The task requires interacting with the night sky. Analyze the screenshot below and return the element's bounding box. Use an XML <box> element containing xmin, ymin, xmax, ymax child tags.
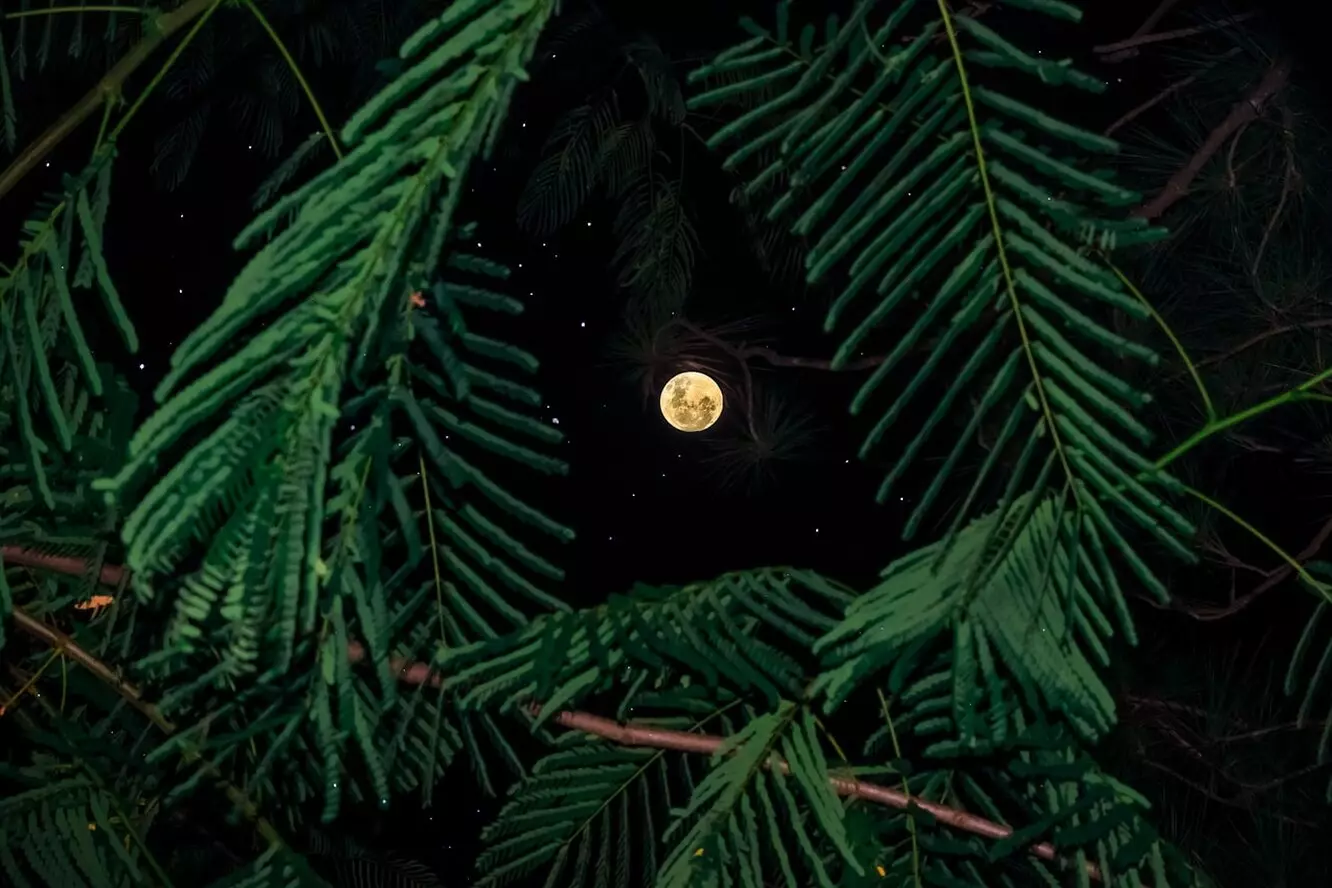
<box><xmin>3</xmin><ymin>0</ymin><xmax>1329</xmax><ymax>881</ymax></box>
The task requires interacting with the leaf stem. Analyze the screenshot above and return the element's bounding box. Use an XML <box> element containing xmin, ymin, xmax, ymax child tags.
<box><xmin>1153</xmin><ymin>365</ymin><xmax>1332</xmax><ymax>471</ymax></box>
<box><xmin>1108</xmin><ymin>262</ymin><xmax>1214</xmax><ymax>421</ymax></box>
<box><xmin>2</xmin><ymin>5</ymin><xmax>148</xmax><ymax>19</ymax></box>
<box><xmin>0</xmin><ymin>0</ymin><xmax>220</xmax><ymax>201</ymax></box>
<box><xmin>241</xmin><ymin>0</ymin><xmax>343</xmax><ymax>160</ymax></box>
<box><xmin>106</xmin><ymin>0</ymin><xmax>224</xmax><ymax>145</ymax></box>
<box><xmin>1180</xmin><ymin>485</ymin><xmax>1332</xmax><ymax>603</ymax></box>
<box><xmin>0</xmin><ymin>646</ymin><xmax>62</xmax><ymax>717</ymax></box>
<box><xmin>877</xmin><ymin>689</ymin><xmax>922</xmax><ymax>887</ymax></box>
<box><xmin>935</xmin><ymin>0</ymin><xmax>1083</xmax><ymax>509</ymax></box>
<box><xmin>419</xmin><ymin>454</ymin><xmax>450</xmax><ymax>652</ymax></box>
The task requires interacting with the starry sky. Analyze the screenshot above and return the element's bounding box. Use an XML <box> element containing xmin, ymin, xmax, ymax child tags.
<box><xmin>2</xmin><ymin>0</ymin><xmax>1325</xmax><ymax>880</ymax></box>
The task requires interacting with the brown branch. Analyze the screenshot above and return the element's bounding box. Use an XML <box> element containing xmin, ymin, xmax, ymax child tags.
<box><xmin>1123</xmin><ymin>693</ymin><xmax>1249</xmax><ymax>729</ymax></box>
<box><xmin>1134</xmin><ymin>0</ymin><xmax>1187</xmax><ymax>36</ymax></box>
<box><xmin>537</xmin><ymin>708</ymin><xmax>1101</xmax><ymax>881</ymax></box>
<box><xmin>1094</xmin><ymin>12</ymin><xmax>1258</xmax><ymax>59</ymax></box>
<box><xmin>0</xmin><ymin>546</ymin><xmax>126</xmax><ymax>587</ymax></box>
<box><xmin>1132</xmin><ymin>58</ymin><xmax>1292</xmax><ymax>221</ymax></box>
<box><xmin>0</xmin><ymin>0</ymin><xmax>218</xmax><ymax>203</ymax></box>
<box><xmin>7</xmin><ymin>606</ymin><xmax>172</xmax><ymax>730</ymax></box>
<box><xmin>1099</xmin><ymin>0</ymin><xmax>1191</xmax><ymax>65</ymax></box>
<box><xmin>4</xmin><ymin>547</ymin><xmax>1099</xmax><ymax>879</ymax></box>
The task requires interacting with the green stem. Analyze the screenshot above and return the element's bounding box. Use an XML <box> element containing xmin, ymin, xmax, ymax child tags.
<box><xmin>91</xmin><ymin>95</ymin><xmax>115</xmax><ymax>159</ymax></box>
<box><xmin>1108</xmin><ymin>261</ymin><xmax>1215</xmax><ymax>422</ymax></box>
<box><xmin>2</xmin><ymin>5</ymin><xmax>148</xmax><ymax>19</ymax></box>
<box><xmin>0</xmin><ymin>0</ymin><xmax>221</xmax><ymax>201</ymax></box>
<box><xmin>1181</xmin><ymin>485</ymin><xmax>1332</xmax><ymax>602</ymax></box>
<box><xmin>877</xmin><ymin>689</ymin><xmax>922</xmax><ymax>887</ymax></box>
<box><xmin>1153</xmin><ymin>365</ymin><xmax>1332</xmax><ymax>471</ymax></box>
<box><xmin>240</xmin><ymin>0</ymin><xmax>343</xmax><ymax>160</ymax></box>
<box><xmin>106</xmin><ymin>0</ymin><xmax>225</xmax><ymax>144</ymax></box>
<box><xmin>419</xmin><ymin>454</ymin><xmax>450</xmax><ymax>652</ymax></box>
<box><xmin>935</xmin><ymin>0</ymin><xmax>1082</xmax><ymax>509</ymax></box>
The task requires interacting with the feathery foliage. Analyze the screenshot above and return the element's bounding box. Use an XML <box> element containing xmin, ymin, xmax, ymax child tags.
<box><xmin>688</xmin><ymin>0</ymin><xmax>1198</xmax><ymax>746</ymax></box>
<box><xmin>0</xmin><ymin>148</ymin><xmax>137</xmax><ymax>513</ymax></box>
<box><xmin>515</xmin><ymin>7</ymin><xmax>700</xmax><ymax>315</ymax></box>
<box><xmin>6</xmin><ymin>0</ymin><xmax>1325</xmax><ymax>886</ymax></box>
<box><xmin>82</xmin><ymin>0</ymin><xmax>571</xmax><ymax>827</ymax></box>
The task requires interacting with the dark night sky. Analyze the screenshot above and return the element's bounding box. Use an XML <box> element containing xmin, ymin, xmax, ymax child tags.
<box><xmin>3</xmin><ymin>0</ymin><xmax>1329</xmax><ymax>880</ymax></box>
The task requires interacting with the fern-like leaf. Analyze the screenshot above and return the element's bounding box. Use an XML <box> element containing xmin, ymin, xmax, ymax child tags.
<box><xmin>92</xmin><ymin>0</ymin><xmax>565</xmax><ymax>823</ymax></box>
<box><xmin>692</xmin><ymin>0</ymin><xmax>1201</xmax><ymax>746</ymax></box>
<box><xmin>518</xmin><ymin>99</ymin><xmax>618</xmax><ymax>235</ymax></box>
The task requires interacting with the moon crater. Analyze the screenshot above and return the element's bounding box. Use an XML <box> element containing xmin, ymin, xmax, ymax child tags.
<box><xmin>659</xmin><ymin>371</ymin><xmax>723</xmax><ymax>432</ymax></box>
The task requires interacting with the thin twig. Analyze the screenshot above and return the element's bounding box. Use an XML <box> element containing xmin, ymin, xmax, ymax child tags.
<box><xmin>1104</xmin><ymin>47</ymin><xmax>1241</xmax><ymax>137</ymax></box>
<box><xmin>0</xmin><ymin>0</ymin><xmax>219</xmax><ymax>202</ymax></box>
<box><xmin>1174</xmin><ymin>513</ymin><xmax>1332</xmax><ymax>621</ymax></box>
<box><xmin>2</xmin><ymin>5</ymin><xmax>151</xmax><ymax>19</ymax></box>
<box><xmin>6</xmin><ymin>607</ymin><xmax>169</xmax><ymax>729</ymax></box>
<box><xmin>679</xmin><ymin>319</ymin><xmax>762</xmax><ymax>441</ymax></box>
<box><xmin>1098</xmin><ymin>0</ymin><xmax>1189</xmax><ymax>65</ymax></box>
<box><xmin>1134</xmin><ymin>0</ymin><xmax>1187</xmax><ymax>35</ymax></box>
<box><xmin>1141</xmin><ymin>759</ymin><xmax>1319</xmax><ymax>825</ymax></box>
<box><xmin>1094</xmin><ymin>13</ymin><xmax>1258</xmax><ymax>58</ymax></box>
<box><xmin>1133</xmin><ymin>58</ymin><xmax>1292</xmax><ymax>221</ymax></box>
<box><xmin>1250</xmin><ymin>103</ymin><xmax>1298</xmax><ymax>284</ymax></box>
<box><xmin>240</xmin><ymin>0</ymin><xmax>343</xmax><ymax>161</ymax></box>
<box><xmin>1177</xmin><ymin>318</ymin><xmax>1332</xmax><ymax>377</ymax></box>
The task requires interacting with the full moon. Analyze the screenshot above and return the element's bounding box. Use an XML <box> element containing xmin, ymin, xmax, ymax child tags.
<box><xmin>659</xmin><ymin>371</ymin><xmax>723</xmax><ymax>432</ymax></box>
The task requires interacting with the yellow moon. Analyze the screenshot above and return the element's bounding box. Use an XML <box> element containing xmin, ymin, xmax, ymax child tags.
<box><xmin>659</xmin><ymin>371</ymin><xmax>724</xmax><ymax>432</ymax></box>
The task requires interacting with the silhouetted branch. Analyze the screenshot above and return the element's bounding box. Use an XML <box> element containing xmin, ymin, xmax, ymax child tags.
<box><xmin>1098</xmin><ymin>0</ymin><xmax>1186</xmax><ymax>65</ymax></box>
<box><xmin>1133</xmin><ymin>58</ymin><xmax>1292</xmax><ymax>220</ymax></box>
<box><xmin>1104</xmin><ymin>47</ymin><xmax>1241</xmax><ymax>136</ymax></box>
<box><xmin>1171</xmin><ymin>512</ymin><xmax>1332</xmax><ymax>620</ymax></box>
<box><xmin>1094</xmin><ymin>12</ymin><xmax>1258</xmax><ymax>60</ymax></box>
<box><xmin>740</xmin><ymin>346</ymin><xmax>887</xmax><ymax>372</ymax></box>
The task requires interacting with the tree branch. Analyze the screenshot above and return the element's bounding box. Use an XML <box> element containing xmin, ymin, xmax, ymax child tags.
<box><xmin>3</xmin><ymin>546</ymin><xmax>1101</xmax><ymax>880</ymax></box>
<box><xmin>536</xmin><ymin>707</ymin><xmax>1101</xmax><ymax>881</ymax></box>
<box><xmin>1134</xmin><ymin>0</ymin><xmax>1187</xmax><ymax>35</ymax></box>
<box><xmin>7</xmin><ymin>606</ymin><xmax>170</xmax><ymax>729</ymax></box>
<box><xmin>0</xmin><ymin>0</ymin><xmax>218</xmax><ymax>202</ymax></box>
<box><xmin>1171</xmin><ymin>513</ymin><xmax>1332</xmax><ymax>620</ymax></box>
<box><xmin>1132</xmin><ymin>58</ymin><xmax>1292</xmax><ymax>221</ymax></box>
<box><xmin>1094</xmin><ymin>12</ymin><xmax>1258</xmax><ymax>60</ymax></box>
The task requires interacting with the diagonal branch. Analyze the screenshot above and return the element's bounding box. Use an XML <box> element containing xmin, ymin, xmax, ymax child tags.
<box><xmin>0</xmin><ymin>0</ymin><xmax>218</xmax><ymax>202</ymax></box>
<box><xmin>3</xmin><ymin>545</ymin><xmax>1100</xmax><ymax>880</ymax></box>
<box><xmin>1172</xmin><ymin>513</ymin><xmax>1332</xmax><ymax>620</ymax></box>
<box><xmin>537</xmin><ymin>708</ymin><xmax>1101</xmax><ymax>881</ymax></box>
<box><xmin>1094</xmin><ymin>12</ymin><xmax>1258</xmax><ymax>60</ymax></box>
<box><xmin>1132</xmin><ymin>58</ymin><xmax>1292</xmax><ymax>221</ymax></box>
<box><xmin>1104</xmin><ymin>47</ymin><xmax>1241</xmax><ymax>137</ymax></box>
